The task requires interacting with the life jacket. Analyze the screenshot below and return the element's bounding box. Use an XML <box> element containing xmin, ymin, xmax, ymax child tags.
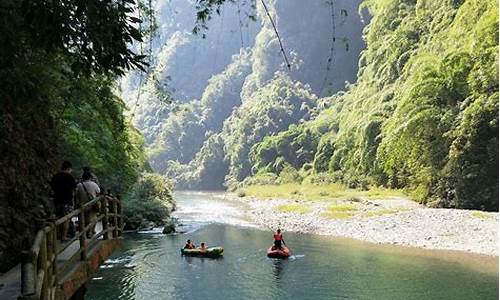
<box><xmin>274</xmin><ymin>233</ymin><xmax>282</xmax><ymax>241</ymax></box>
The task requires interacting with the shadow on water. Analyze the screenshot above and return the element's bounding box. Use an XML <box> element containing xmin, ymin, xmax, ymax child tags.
<box><xmin>271</xmin><ymin>259</ymin><xmax>284</xmax><ymax>281</ymax></box>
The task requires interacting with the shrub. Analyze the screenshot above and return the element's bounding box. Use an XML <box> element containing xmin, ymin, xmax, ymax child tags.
<box><xmin>123</xmin><ymin>173</ymin><xmax>175</xmax><ymax>230</ymax></box>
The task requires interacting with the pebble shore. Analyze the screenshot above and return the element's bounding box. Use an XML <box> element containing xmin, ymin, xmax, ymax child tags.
<box><xmin>235</xmin><ymin>196</ymin><xmax>499</xmax><ymax>256</ymax></box>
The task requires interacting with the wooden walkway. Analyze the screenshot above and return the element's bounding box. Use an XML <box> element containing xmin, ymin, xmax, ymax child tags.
<box><xmin>0</xmin><ymin>196</ymin><xmax>123</xmax><ymax>300</ymax></box>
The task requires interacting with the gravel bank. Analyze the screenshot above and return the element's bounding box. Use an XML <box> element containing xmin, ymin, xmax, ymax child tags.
<box><xmin>236</xmin><ymin>196</ymin><xmax>498</xmax><ymax>256</ymax></box>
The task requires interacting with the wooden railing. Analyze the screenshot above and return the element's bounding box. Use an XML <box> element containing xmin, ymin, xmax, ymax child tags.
<box><xmin>19</xmin><ymin>195</ymin><xmax>123</xmax><ymax>300</ymax></box>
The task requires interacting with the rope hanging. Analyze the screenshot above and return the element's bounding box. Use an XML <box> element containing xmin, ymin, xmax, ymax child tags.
<box><xmin>259</xmin><ymin>0</ymin><xmax>291</xmax><ymax>71</ymax></box>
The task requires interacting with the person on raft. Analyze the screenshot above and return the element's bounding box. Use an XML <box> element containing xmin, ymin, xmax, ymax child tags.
<box><xmin>198</xmin><ymin>242</ymin><xmax>208</xmax><ymax>252</ymax></box>
<box><xmin>184</xmin><ymin>239</ymin><xmax>196</xmax><ymax>249</ymax></box>
<box><xmin>273</xmin><ymin>229</ymin><xmax>286</xmax><ymax>250</ymax></box>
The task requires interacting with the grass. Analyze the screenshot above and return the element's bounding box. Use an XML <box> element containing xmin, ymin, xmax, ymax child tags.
<box><xmin>320</xmin><ymin>203</ymin><xmax>358</xmax><ymax>219</ymax></box>
<box><xmin>471</xmin><ymin>211</ymin><xmax>493</xmax><ymax>219</ymax></box>
<box><xmin>326</xmin><ymin>203</ymin><xmax>358</xmax><ymax>212</ymax></box>
<box><xmin>274</xmin><ymin>203</ymin><xmax>312</xmax><ymax>214</ymax></box>
<box><xmin>321</xmin><ymin>211</ymin><xmax>355</xmax><ymax>219</ymax></box>
<box><xmin>239</xmin><ymin>183</ymin><xmax>405</xmax><ymax>202</ymax></box>
<box><xmin>363</xmin><ymin>208</ymin><xmax>409</xmax><ymax>218</ymax></box>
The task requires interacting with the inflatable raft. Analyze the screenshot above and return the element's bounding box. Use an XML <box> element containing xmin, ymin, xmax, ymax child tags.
<box><xmin>181</xmin><ymin>246</ymin><xmax>224</xmax><ymax>257</ymax></box>
<box><xmin>267</xmin><ymin>246</ymin><xmax>291</xmax><ymax>258</ymax></box>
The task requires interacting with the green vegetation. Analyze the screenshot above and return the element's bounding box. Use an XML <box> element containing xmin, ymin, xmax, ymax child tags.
<box><xmin>470</xmin><ymin>211</ymin><xmax>494</xmax><ymax>219</ymax></box>
<box><xmin>320</xmin><ymin>203</ymin><xmax>358</xmax><ymax>219</ymax></box>
<box><xmin>238</xmin><ymin>182</ymin><xmax>404</xmax><ymax>201</ymax></box>
<box><xmin>144</xmin><ymin>0</ymin><xmax>497</xmax><ymax>212</ymax></box>
<box><xmin>363</xmin><ymin>208</ymin><xmax>409</xmax><ymax>218</ymax></box>
<box><xmin>275</xmin><ymin>204</ymin><xmax>312</xmax><ymax>214</ymax></box>
<box><xmin>0</xmin><ymin>0</ymin><xmax>164</xmax><ymax>271</ymax></box>
<box><xmin>128</xmin><ymin>0</ymin><xmax>366</xmax><ymax>191</ymax></box>
<box><xmin>246</xmin><ymin>0</ymin><xmax>499</xmax><ymax>210</ymax></box>
<box><xmin>123</xmin><ymin>173</ymin><xmax>176</xmax><ymax>230</ymax></box>
<box><xmin>326</xmin><ymin>203</ymin><xmax>358</xmax><ymax>212</ymax></box>
<box><xmin>320</xmin><ymin>203</ymin><xmax>357</xmax><ymax>219</ymax></box>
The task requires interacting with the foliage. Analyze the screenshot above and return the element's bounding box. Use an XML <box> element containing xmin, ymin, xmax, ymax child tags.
<box><xmin>239</xmin><ymin>182</ymin><xmax>405</xmax><ymax>201</ymax></box>
<box><xmin>123</xmin><ymin>173</ymin><xmax>175</xmax><ymax>229</ymax></box>
<box><xmin>222</xmin><ymin>73</ymin><xmax>317</xmax><ymax>186</ymax></box>
<box><xmin>126</xmin><ymin>0</ymin><xmax>366</xmax><ymax>191</ymax></box>
<box><xmin>278</xmin><ymin>164</ymin><xmax>303</xmax><ymax>184</ymax></box>
<box><xmin>248</xmin><ymin>0</ymin><xmax>498</xmax><ymax>210</ymax></box>
<box><xmin>274</xmin><ymin>204</ymin><xmax>312</xmax><ymax>214</ymax></box>
<box><xmin>58</xmin><ymin>76</ymin><xmax>149</xmax><ymax>193</ymax></box>
<box><xmin>175</xmin><ymin>133</ymin><xmax>230</xmax><ymax>190</ymax></box>
<box><xmin>0</xmin><ymin>0</ymin><xmax>151</xmax><ymax>271</ymax></box>
<box><xmin>9</xmin><ymin>0</ymin><xmax>146</xmax><ymax>76</ymax></box>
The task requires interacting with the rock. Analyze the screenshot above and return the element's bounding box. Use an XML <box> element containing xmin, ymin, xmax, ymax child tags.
<box><xmin>162</xmin><ymin>220</ymin><xmax>176</xmax><ymax>234</ymax></box>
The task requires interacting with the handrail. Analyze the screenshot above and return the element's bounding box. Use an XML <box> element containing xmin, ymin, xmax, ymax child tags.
<box><xmin>19</xmin><ymin>195</ymin><xmax>124</xmax><ymax>300</ymax></box>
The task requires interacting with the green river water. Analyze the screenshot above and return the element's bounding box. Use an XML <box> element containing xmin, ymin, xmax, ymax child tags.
<box><xmin>86</xmin><ymin>191</ymin><xmax>498</xmax><ymax>300</ymax></box>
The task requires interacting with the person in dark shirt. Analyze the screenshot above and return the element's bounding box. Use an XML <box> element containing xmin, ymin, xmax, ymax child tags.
<box><xmin>50</xmin><ymin>161</ymin><xmax>76</xmax><ymax>241</ymax></box>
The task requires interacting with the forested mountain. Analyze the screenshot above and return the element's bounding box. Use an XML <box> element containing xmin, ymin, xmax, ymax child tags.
<box><xmin>127</xmin><ymin>0</ymin><xmax>367</xmax><ymax>189</ymax></box>
<box><xmin>249</xmin><ymin>0</ymin><xmax>499</xmax><ymax>210</ymax></box>
<box><xmin>128</xmin><ymin>0</ymin><xmax>497</xmax><ymax>210</ymax></box>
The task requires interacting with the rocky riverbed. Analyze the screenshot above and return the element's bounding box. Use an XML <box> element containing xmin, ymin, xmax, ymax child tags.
<box><xmin>231</xmin><ymin>195</ymin><xmax>498</xmax><ymax>256</ymax></box>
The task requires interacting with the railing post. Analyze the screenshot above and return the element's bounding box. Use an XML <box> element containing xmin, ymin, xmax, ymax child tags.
<box><xmin>40</xmin><ymin>233</ymin><xmax>48</xmax><ymax>299</ymax></box>
<box><xmin>102</xmin><ymin>196</ymin><xmax>109</xmax><ymax>240</ymax></box>
<box><xmin>78</xmin><ymin>203</ymin><xmax>87</xmax><ymax>260</ymax></box>
<box><xmin>112</xmin><ymin>199</ymin><xmax>118</xmax><ymax>238</ymax></box>
<box><xmin>117</xmin><ymin>199</ymin><xmax>123</xmax><ymax>236</ymax></box>
<box><xmin>21</xmin><ymin>251</ymin><xmax>36</xmax><ymax>296</ymax></box>
<box><xmin>48</xmin><ymin>224</ymin><xmax>57</xmax><ymax>293</ymax></box>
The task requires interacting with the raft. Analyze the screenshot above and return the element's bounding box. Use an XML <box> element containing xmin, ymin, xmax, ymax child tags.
<box><xmin>181</xmin><ymin>246</ymin><xmax>224</xmax><ymax>257</ymax></box>
<box><xmin>267</xmin><ymin>246</ymin><xmax>291</xmax><ymax>258</ymax></box>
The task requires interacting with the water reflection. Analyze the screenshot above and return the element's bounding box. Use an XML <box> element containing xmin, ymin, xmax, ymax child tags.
<box><xmin>271</xmin><ymin>259</ymin><xmax>285</xmax><ymax>281</ymax></box>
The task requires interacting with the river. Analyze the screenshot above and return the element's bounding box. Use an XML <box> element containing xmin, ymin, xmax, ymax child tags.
<box><xmin>86</xmin><ymin>191</ymin><xmax>498</xmax><ymax>300</ymax></box>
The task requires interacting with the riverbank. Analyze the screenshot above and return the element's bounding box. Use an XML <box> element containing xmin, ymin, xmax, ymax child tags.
<box><xmin>226</xmin><ymin>191</ymin><xmax>498</xmax><ymax>257</ymax></box>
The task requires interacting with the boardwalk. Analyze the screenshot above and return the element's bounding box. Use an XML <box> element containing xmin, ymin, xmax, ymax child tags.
<box><xmin>0</xmin><ymin>196</ymin><xmax>123</xmax><ymax>300</ymax></box>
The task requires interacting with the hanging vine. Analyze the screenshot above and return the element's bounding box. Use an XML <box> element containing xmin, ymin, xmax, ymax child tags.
<box><xmin>212</xmin><ymin>6</ymin><xmax>225</xmax><ymax>73</ymax></box>
<box><xmin>131</xmin><ymin>0</ymin><xmax>162</xmax><ymax>118</ymax></box>
<box><xmin>236</xmin><ymin>0</ymin><xmax>245</xmax><ymax>48</ymax></box>
<box><xmin>319</xmin><ymin>0</ymin><xmax>336</xmax><ymax>97</ymax></box>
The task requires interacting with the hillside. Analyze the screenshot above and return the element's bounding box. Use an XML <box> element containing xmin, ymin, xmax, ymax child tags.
<box><xmin>249</xmin><ymin>0</ymin><xmax>499</xmax><ymax>210</ymax></box>
<box><xmin>126</xmin><ymin>0</ymin><xmax>367</xmax><ymax>189</ymax></box>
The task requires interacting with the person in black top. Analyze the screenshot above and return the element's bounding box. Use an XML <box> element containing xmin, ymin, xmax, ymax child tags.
<box><xmin>50</xmin><ymin>161</ymin><xmax>77</xmax><ymax>241</ymax></box>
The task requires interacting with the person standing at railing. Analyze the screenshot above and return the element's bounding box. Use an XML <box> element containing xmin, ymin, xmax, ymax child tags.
<box><xmin>79</xmin><ymin>166</ymin><xmax>101</xmax><ymax>188</ymax></box>
<box><xmin>76</xmin><ymin>169</ymin><xmax>101</xmax><ymax>238</ymax></box>
<box><xmin>50</xmin><ymin>161</ymin><xmax>77</xmax><ymax>242</ymax></box>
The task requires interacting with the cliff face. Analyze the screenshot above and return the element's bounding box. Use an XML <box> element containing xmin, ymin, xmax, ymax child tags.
<box><xmin>126</xmin><ymin>0</ymin><xmax>367</xmax><ymax>189</ymax></box>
